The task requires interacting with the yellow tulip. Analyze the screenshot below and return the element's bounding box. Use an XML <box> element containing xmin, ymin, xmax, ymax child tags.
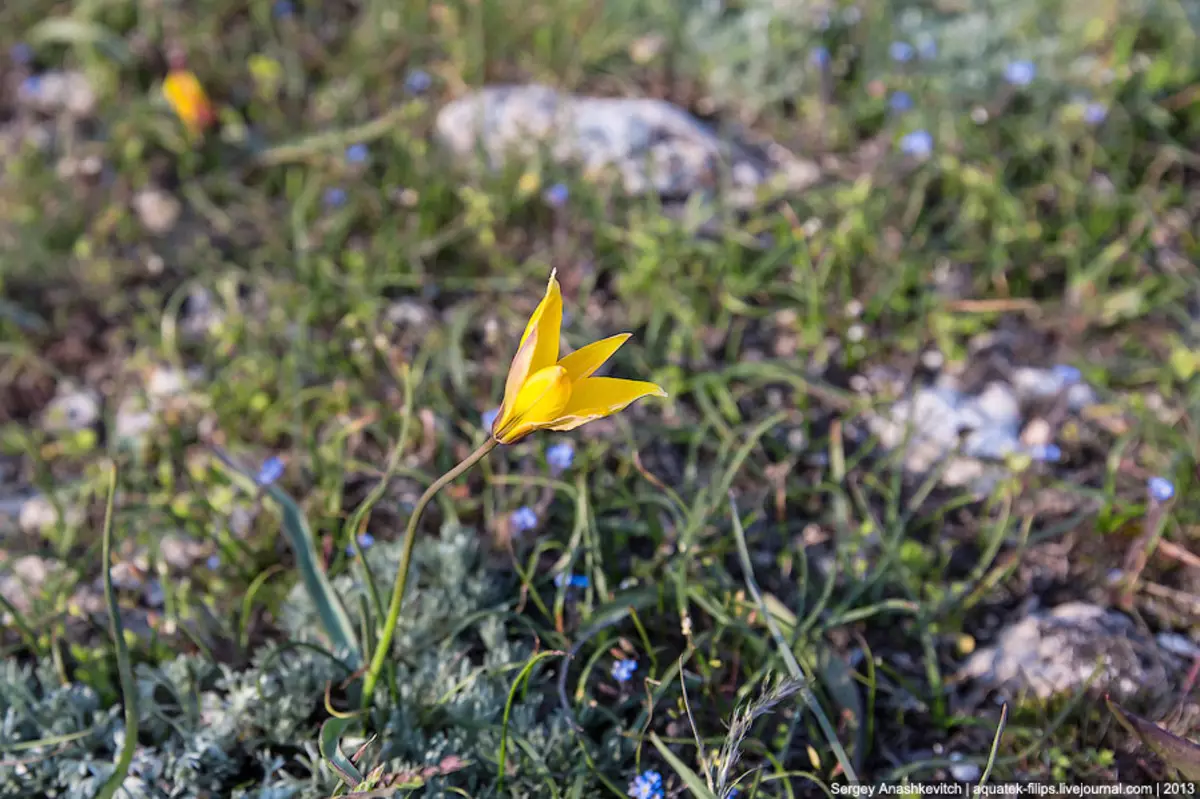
<box><xmin>163</xmin><ymin>70</ymin><xmax>216</xmax><ymax>135</ymax></box>
<box><xmin>491</xmin><ymin>270</ymin><xmax>667</xmax><ymax>444</ymax></box>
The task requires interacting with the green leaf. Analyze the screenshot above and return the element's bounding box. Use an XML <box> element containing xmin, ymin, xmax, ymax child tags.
<box><xmin>265</xmin><ymin>481</ymin><xmax>362</xmax><ymax>666</ymax></box>
<box><xmin>649</xmin><ymin>732</ymin><xmax>718</xmax><ymax>799</ymax></box>
<box><xmin>26</xmin><ymin>18</ymin><xmax>131</xmax><ymax>65</ymax></box>
<box><xmin>319</xmin><ymin>716</ymin><xmax>364</xmax><ymax>787</ymax></box>
<box><xmin>96</xmin><ymin>465</ymin><xmax>138</xmax><ymax>799</ymax></box>
<box><xmin>1108</xmin><ymin>697</ymin><xmax>1200</xmax><ymax>780</ymax></box>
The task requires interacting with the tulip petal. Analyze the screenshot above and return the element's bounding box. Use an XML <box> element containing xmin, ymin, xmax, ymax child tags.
<box><xmin>545</xmin><ymin>377</ymin><xmax>667</xmax><ymax>431</ymax></box>
<box><xmin>518</xmin><ymin>271</ymin><xmax>562</xmax><ymax>374</ymax></box>
<box><xmin>493</xmin><ymin>328</ymin><xmax>538</xmax><ymax>437</ymax></box>
<box><xmin>556</xmin><ymin>333</ymin><xmax>631</xmax><ymax>382</ymax></box>
<box><xmin>494</xmin><ymin>365</ymin><xmax>572</xmax><ymax>444</ymax></box>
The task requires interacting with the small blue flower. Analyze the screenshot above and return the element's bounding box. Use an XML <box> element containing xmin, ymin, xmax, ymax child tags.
<box><xmin>1148</xmin><ymin>476</ymin><xmax>1175</xmax><ymax>503</ymax></box>
<box><xmin>810</xmin><ymin>46</ymin><xmax>830</xmax><ymax>68</ymax></box>
<box><xmin>612</xmin><ymin>658</ymin><xmax>638</xmax><ymax>683</ymax></box>
<box><xmin>543</xmin><ymin>182</ymin><xmax>569</xmax><ymax>208</ymax></box>
<box><xmin>10</xmin><ymin>43</ymin><xmax>33</xmax><ymax>65</ymax></box>
<box><xmin>272</xmin><ymin>0</ymin><xmax>294</xmax><ymax>18</ymax></box>
<box><xmin>1052</xmin><ymin>364</ymin><xmax>1082</xmax><ymax>384</ymax></box>
<box><xmin>1028</xmin><ymin>443</ymin><xmax>1062</xmax><ymax>463</ymax></box>
<box><xmin>324</xmin><ymin>187</ymin><xmax>347</xmax><ymax>208</ymax></box>
<box><xmin>555</xmin><ymin>572</ymin><xmax>590</xmax><ymax>589</ymax></box>
<box><xmin>19</xmin><ymin>75</ymin><xmax>41</xmax><ymax>99</ymax></box>
<box><xmin>255</xmin><ymin>456</ymin><xmax>285</xmax><ymax>486</ymax></box>
<box><xmin>346</xmin><ymin>532</ymin><xmax>375</xmax><ymax>556</ymax></box>
<box><xmin>481</xmin><ymin>407</ymin><xmax>500</xmax><ymax>432</ymax></box>
<box><xmin>405</xmin><ymin>69</ymin><xmax>432</xmax><ymax>95</ymax></box>
<box><xmin>899</xmin><ymin>129</ymin><xmax>933</xmax><ymax>158</ymax></box>
<box><xmin>345</xmin><ymin>143</ymin><xmax>369</xmax><ymax>164</ymax></box>
<box><xmin>510</xmin><ymin>506</ymin><xmax>539</xmax><ymax>534</ymax></box>
<box><xmin>917</xmin><ymin>38</ymin><xmax>937</xmax><ymax>60</ymax></box>
<box><xmin>889</xmin><ymin>41</ymin><xmax>915</xmax><ymax>62</ymax></box>
<box><xmin>1084</xmin><ymin>102</ymin><xmax>1108</xmax><ymax>125</ymax></box>
<box><xmin>888</xmin><ymin>91</ymin><xmax>913</xmax><ymax>112</ymax></box>
<box><xmin>546</xmin><ymin>441</ymin><xmax>575</xmax><ymax>473</ymax></box>
<box><xmin>206</xmin><ymin>554</ymin><xmax>221</xmax><ymax>570</ymax></box>
<box><xmin>628</xmin><ymin>769</ymin><xmax>663</xmax><ymax>799</ymax></box>
<box><xmin>1004</xmin><ymin>60</ymin><xmax>1036</xmax><ymax>87</ymax></box>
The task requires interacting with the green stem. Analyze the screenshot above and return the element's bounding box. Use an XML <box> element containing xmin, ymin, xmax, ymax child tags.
<box><xmin>361</xmin><ymin>437</ymin><xmax>498</xmax><ymax>706</ymax></box>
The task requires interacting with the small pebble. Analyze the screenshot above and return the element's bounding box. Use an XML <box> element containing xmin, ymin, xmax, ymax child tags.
<box><xmin>133</xmin><ymin>188</ymin><xmax>182</xmax><ymax>234</ymax></box>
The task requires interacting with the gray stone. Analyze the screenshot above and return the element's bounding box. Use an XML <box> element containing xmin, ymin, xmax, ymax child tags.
<box><xmin>41</xmin><ymin>386</ymin><xmax>100</xmax><ymax>434</ymax></box>
<box><xmin>0</xmin><ymin>554</ymin><xmax>60</xmax><ymax>613</ymax></box>
<box><xmin>158</xmin><ymin>533</ymin><xmax>207</xmax><ymax>571</ymax></box>
<box><xmin>133</xmin><ymin>188</ymin><xmax>181</xmax><ymax>234</ymax></box>
<box><xmin>434</xmin><ymin>84</ymin><xmax>818</xmax><ymax>205</ymax></box>
<box><xmin>18</xmin><ymin>495</ymin><xmax>83</xmax><ymax>535</ymax></box>
<box><xmin>18</xmin><ymin>71</ymin><xmax>97</xmax><ymax>117</ymax></box>
<box><xmin>961</xmin><ymin>382</ymin><xmax>1020</xmax><ymax>432</ymax></box>
<box><xmin>948</xmin><ymin>753</ymin><xmax>980</xmax><ymax>783</ymax></box>
<box><xmin>960</xmin><ymin>602</ymin><xmax>1175</xmax><ymax>700</ymax></box>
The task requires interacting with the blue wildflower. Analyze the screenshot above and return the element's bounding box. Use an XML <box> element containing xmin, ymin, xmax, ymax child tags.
<box><xmin>1028</xmin><ymin>443</ymin><xmax>1062</xmax><ymax>463</ymax></box>
<box><xmin>546</xmin><ymin>441</ymin><xmax>575</xmax><ymax>473</ymax></box>
<box><xmin>1148</xmin><ymin>476</ymin><xmax>1175</xmax><ymax>503</ymax></box>
<box><xmin>481</xmin><ymin>407</ymin><xmax>500</xmax><ymax>432</ymax></box>
<box><xmin>19</xmin><ymin>75</ymin><xmax>41</xmax><ymax>99</ymax></box>
<box><xmin>899</xmin><ymin>129</ymin><xmax>933</xmax><ymax>158</ymax></box>
<box><xmin>628</xmin><ymin>769</ymin><xmax>663</xmax><ymax>799</ymax></box>
<box><xmin>1004</xmin><ymin>60</ymin><xmax>1036</xmax><ymax>87</ymax></box>
<box><xmin>345</xmin><ymin>143</ymin><xmax>369</xmax><ymax>164</ymax></box>
<box><xmin>206</xmin><ymin>554</ymin><xmax>221</xmax><ymax>570</ymax></box>
<box><xmin>405</xmin><ymin>69</ymin><xmax>432</xmax><ymax>95</ymax></box>
<box><xmin>324</xmin><ymin>187</ymin><xmax>347</xmax><ymax>208</ymax></box>
<box><xmin>889</xmin><ymin>41</ymin><xmax>915</xmax><ymax>62</ymax></box>
<box><xmin>1084</xmin><ymin>102</ymin><xmax>1107</xmax><ymax>125</ymax></box>
<box><xmin>555</xmin><ymin>572</ymin><xmax>591</xmax><ymax>589</ymax></box>
<box><xmin>889</xmin><ymin>91</ymin><xmax>913</xmax><ymax>112</ymax></box>
<box><xmin>1052</xmin><ymin>364</ymin><xmax>1082</xmax><ymax>384</ymax></box>
<box><xmin>346</xmin><ymin>532</ymin><xmax>375</xmax><ymax>556</ymax></box>
<box><xmin>510</xmin><ymin>506</ymin><xmax>539</xmax><ymax>534</ymax></box>
<box><xmin>255</xmin><ymin>456</ymin><xmax>285</xmax><ymax>486</ymax></box>
<box><xmin>10</xmin><ymin>43</ymin><xmax>33</xmax><ymax>65</ymax></box>
<box><xmin>917</xmin><ymin>38</ymin><xmax>937</xmax><ymax>60</ymax></box>
<box><xmin>611</xmin><ymin>658</ymin><xmax>638</xmax><ymax>683</ymax></box>
<box><xmin>272</xmin><ymin>0</ymin><xmax>294</xmax><ymax>18</ymax></box>
<box><xmin>810</xmin><ymin>46</ymin><xmax>830</xmax><ymax>69</ymax></box>
<box><xmin>543</xmin><ymin>182</ymin><xmax>569</xmax><ymax>208</ymax></box>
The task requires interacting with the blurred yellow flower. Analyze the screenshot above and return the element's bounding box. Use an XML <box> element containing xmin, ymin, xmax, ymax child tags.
<box><xmin>491</xmin><ymin>270</ymin><xmax>667</xmax><ymax>444</ymax></box>
<box><xmin>163</xmin><ymin>70</ymin><xmax>215</xmax><ymax>134</ymax></box>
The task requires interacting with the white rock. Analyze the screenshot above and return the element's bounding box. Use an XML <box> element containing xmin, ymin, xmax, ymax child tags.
<box><xmin>41</xmin><ymin>387</ymin><xmax>100</xmax><ymax>434</ymax></box>
<box><xmin>147</xmin><ymin>366</ymin><xmax>188</xmax><ymax>403</ymax></box>
<box><xmin>114</xmin><ymin>398</ymin><xmax>156</xmax><ymax>445</ymax></box>
<box><xmin>109</xmin><ymin>562</ymin><xmax>144</xmax><ymax>592</ymax></box>
<box><xmin>19</xmin><ymin>495</ymin><xmax>82</xmax><ymax>534</ymax></box>
<box><xmin>133</xmin><ymin>188</ymin><xmax>181</xmax><ymax>234</ymax></box>
<box><xmin>158</xmin><ymin>534</ymin><xmax>206</xmax><ymax>571</ymax></box>
<box><xmin>964</xmin><ymin>382</ymin><xmax>1020</xmax><ymax>431</ymax></box>
<box><xmin>961</xmin><ymin>602</ymin><xmax>1172</xmax><ymax>700</ymax></box>
<box><xmin>19</xmin><ymin>71</ymin><xmax>97</xmax><ymax>117</ymax></box>
<box><xmin>435</xmin><ymin>84</ymin><xmax>818</xmax><ymax>204</ymax></box>
<box><xmin>1156</xmin><ymin>632</ymin><xmax>1200</xmax><ymax>659</ymax></box>
<box><xmin>963</xmin><ymin>427</ymin><xmax>1020</xmax><ymax>460</ymax></box>
<box><xmin>948</xmin><ymin>753</ymin><xmax>981</xmax><ymax>783</ymax></box>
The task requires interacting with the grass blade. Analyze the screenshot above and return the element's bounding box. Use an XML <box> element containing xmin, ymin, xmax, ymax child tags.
<box><xmin>729</xmin><ymin>493</ymin><xmax>858</xmax><ymax>784</ymax></box>
<box><xmin>96</xmin><ymin>464</ymin><xmax>137</xmax><ymax>799</ymax></box>
<box><xmin>1108</xmin><ymin>697</ymin><xmax>1200</xmax><ymax>780</ymax></box>
<box><xmin>649</xmin><ymin>732</ymin><xmax>718</xmax><ymax>799</ymax></box>
<box><xmin>265</xmin><ymin>481</ymin><xmax>362</xmax><ymax>666</ymax></box>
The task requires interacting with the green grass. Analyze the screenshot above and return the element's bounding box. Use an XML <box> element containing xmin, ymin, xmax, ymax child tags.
<box><xmin>2</xmin><ymin>0</ymin><xmax>1200</xmax><ymax>795</ymax></box>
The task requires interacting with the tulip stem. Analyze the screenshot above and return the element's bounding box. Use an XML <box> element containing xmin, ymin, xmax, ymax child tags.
<box><xmin>361</xmin><ymin>437</ymin><xmax>498</xmax><ymax>707</ymax></box>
